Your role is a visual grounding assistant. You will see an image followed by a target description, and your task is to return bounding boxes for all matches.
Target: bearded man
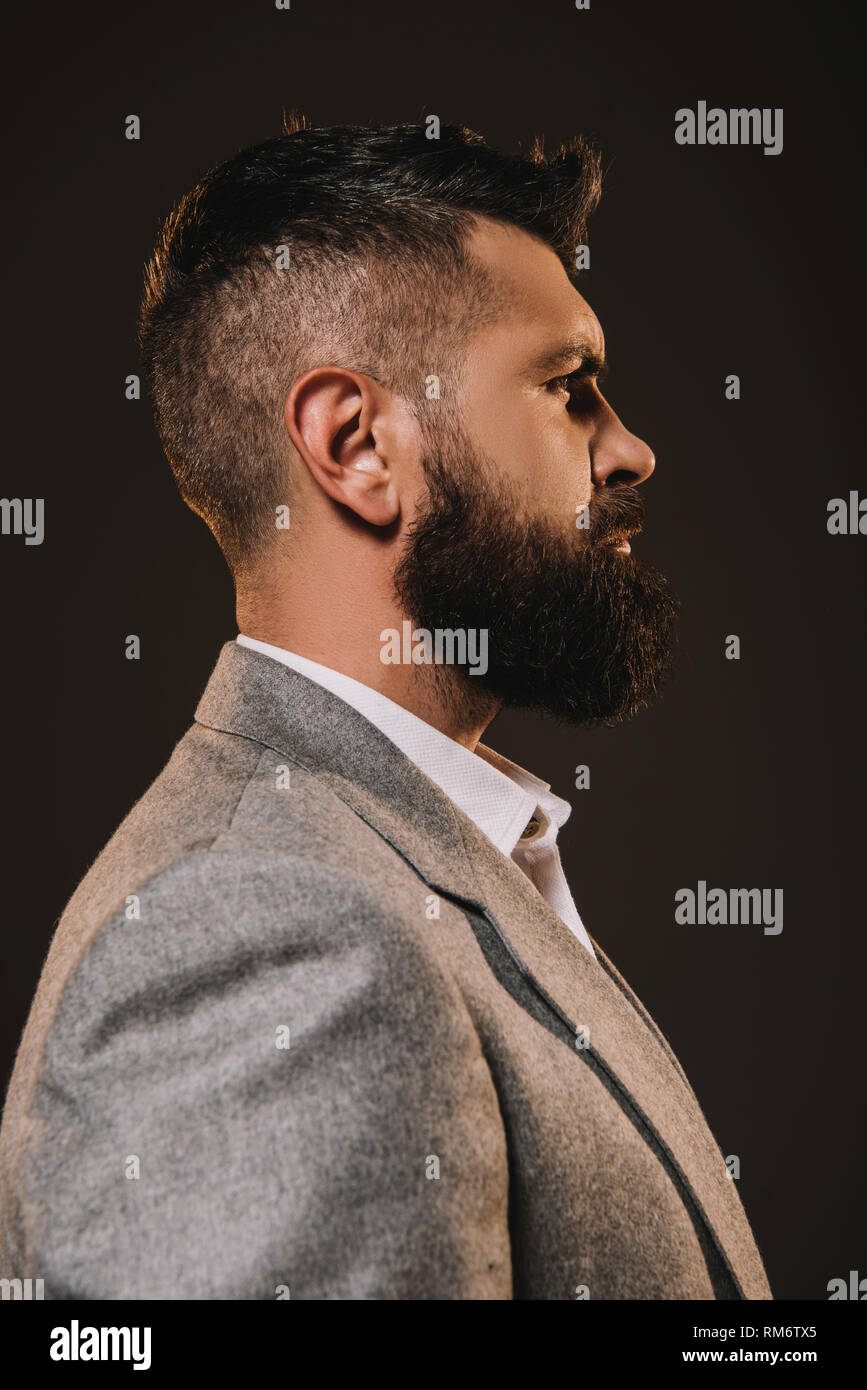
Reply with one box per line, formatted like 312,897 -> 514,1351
0,115 -> 772,1301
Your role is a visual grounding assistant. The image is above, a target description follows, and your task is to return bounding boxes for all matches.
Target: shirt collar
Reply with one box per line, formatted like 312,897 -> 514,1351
235,635 -> 572,857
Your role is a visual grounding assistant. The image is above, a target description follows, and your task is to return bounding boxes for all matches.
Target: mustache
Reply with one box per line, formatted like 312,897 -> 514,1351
587,485 -> 647,546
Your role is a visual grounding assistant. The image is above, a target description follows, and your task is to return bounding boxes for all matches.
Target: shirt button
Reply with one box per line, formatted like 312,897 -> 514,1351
520,816 -> 542,840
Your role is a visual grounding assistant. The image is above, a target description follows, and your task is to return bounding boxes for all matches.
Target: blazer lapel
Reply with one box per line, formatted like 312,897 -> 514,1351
452,816 -> 770,1300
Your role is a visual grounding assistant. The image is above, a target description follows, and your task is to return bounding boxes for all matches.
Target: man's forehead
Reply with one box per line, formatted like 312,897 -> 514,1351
465,216 -> 605,370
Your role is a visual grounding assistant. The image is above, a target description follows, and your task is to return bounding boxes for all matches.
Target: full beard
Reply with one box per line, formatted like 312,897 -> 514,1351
392,429 -> 681,728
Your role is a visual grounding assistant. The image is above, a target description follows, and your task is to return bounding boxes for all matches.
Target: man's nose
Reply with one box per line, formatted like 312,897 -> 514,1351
591,404 -> 656,487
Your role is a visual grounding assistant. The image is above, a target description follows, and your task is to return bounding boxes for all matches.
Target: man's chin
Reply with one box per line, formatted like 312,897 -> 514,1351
469,567 -> 680,726
477,670 -> 675,728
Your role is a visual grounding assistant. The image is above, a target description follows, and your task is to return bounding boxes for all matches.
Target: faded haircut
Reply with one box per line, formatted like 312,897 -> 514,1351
137,111 -> 602,578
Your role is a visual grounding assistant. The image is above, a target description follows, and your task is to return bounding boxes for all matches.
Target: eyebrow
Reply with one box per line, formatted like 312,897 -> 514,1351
527,336 -> 608,381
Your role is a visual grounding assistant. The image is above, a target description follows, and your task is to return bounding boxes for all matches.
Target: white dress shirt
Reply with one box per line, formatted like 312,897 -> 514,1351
236,634 -> 597,959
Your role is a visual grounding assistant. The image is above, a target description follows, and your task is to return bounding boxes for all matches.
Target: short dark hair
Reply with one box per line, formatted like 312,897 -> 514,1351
138,112 -> 602,578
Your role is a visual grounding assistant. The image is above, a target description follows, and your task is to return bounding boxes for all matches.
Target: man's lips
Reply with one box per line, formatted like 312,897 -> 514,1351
599,528 -> 639,553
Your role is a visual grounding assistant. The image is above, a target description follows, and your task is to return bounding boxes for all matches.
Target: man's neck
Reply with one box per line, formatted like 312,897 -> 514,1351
236,621 -> 501,751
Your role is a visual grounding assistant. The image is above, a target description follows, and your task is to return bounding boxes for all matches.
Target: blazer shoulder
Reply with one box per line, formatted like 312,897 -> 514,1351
44,846 -> 459,1064
2,849 -> 504,1299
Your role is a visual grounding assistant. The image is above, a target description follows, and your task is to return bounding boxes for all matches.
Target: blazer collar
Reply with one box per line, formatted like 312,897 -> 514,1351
195,639 -> 485,903
236,634 -> 550,858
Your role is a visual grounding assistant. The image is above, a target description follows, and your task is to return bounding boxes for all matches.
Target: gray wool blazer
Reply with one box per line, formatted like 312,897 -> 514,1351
0,640 -> 772,1300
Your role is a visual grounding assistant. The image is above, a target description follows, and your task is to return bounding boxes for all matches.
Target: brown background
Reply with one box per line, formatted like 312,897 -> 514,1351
1,0 -> 864,1300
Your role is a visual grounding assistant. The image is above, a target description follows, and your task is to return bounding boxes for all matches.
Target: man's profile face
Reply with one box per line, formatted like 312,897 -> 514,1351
393,217 -> 680,726
457,218 -> 655,530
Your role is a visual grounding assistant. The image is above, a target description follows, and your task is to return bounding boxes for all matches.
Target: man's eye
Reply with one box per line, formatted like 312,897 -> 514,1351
549,373 -> 583,397
547,374 -> 570,394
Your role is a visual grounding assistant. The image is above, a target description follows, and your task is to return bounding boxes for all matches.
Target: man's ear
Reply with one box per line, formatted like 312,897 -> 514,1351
285,366 -> 409,526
